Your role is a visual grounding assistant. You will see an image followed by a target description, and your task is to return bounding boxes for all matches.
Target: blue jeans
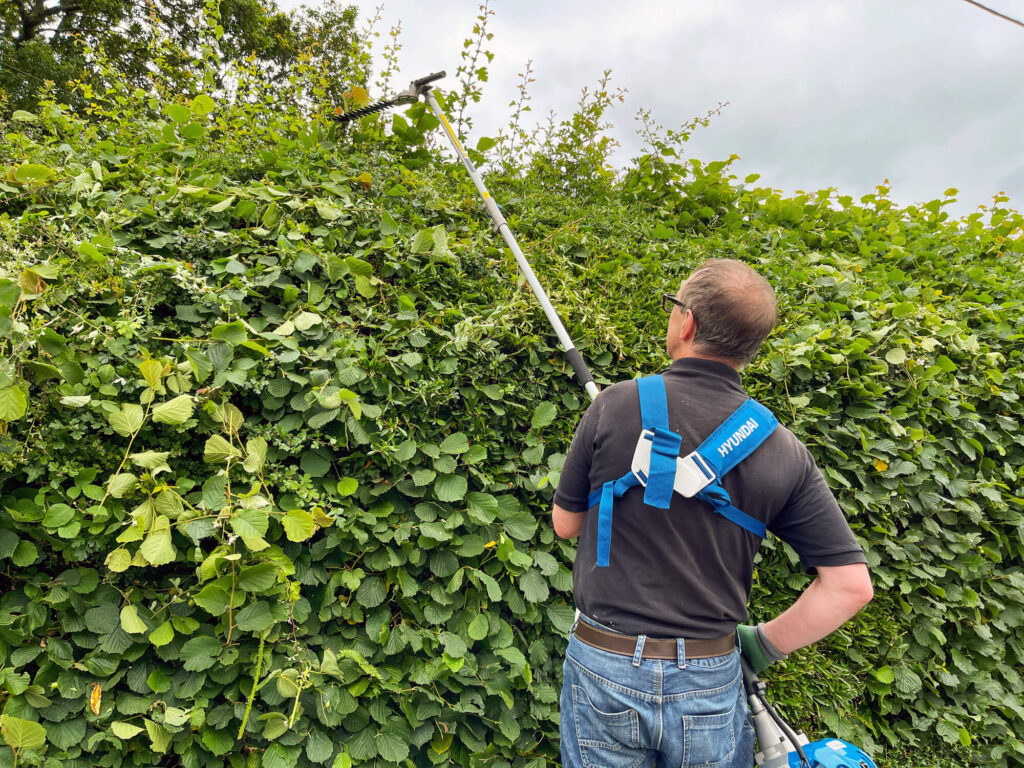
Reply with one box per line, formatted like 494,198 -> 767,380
560,616 -> 754,768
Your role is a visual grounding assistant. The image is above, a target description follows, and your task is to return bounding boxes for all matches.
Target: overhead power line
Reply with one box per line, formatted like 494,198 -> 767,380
961,0 -> 1024,29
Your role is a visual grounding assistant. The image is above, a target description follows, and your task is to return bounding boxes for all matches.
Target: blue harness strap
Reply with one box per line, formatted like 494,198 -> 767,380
637,376 -> 681,510
591,374 -> 777,567
693,399 -> 777,540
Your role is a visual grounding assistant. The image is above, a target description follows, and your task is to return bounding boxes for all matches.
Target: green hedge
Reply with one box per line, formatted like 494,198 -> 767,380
0,82 -> 1022,768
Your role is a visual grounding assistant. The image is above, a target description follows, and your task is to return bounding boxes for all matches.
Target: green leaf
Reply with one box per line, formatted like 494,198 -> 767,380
884,347 -> 907,365
336,477 -> 358,496
263,742 -> 300,768
42,503 -> 74,528
107,472 -> 138,498
186,348 -> 213,382
547,604 -> 576,634
300,450 -> 331,477
282,509 -> 317,542
202,475 -> 227,510
434,473 -> 468,502
531,401 -> 557,429
149,622 -> 174,647
105,548 -> 132,572
204,435 -> 241,463
12,540 -> 37,567
138,359 -> 164,389
108,403 -> 144,437
111,721 -> 144,739
60,394 -> 92,408
503,510 -> 538,541
165,103 -> 191,123
315,201 -> 343,221
0,385 -> 28,421
181,636 -> 221,671
242,437 -> 268,474
262,713 -> 289,741
652,221 -> 675,239
519,569 -> 549,602
231,508 -> 269,542
305,728 -> 334,763
235,601 -> 273,632
129,450 -> 170,471
467,492 -> 498,525
377,727 -> 409,763
120,605 -> 149,634
201,727 -> 234,755
194,584 -> 230,616
211,320 -> 247,346
467,614 -> 488,641
139,516 -> 175,566
13,163 -> 55,184
874,665 -> 895,684
145,719 -> 171,753
190,94 -> 216,115
152,394 -> 194,425
238,562 -> 277,592
439,432 -> 469,454
0,715 -> 47,750
411,229 -> 433,253
355,576 -> 387,608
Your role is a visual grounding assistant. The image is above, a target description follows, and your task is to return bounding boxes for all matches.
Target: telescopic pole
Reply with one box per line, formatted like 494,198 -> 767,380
333,73 -> 599,401
421,89 -> 599,401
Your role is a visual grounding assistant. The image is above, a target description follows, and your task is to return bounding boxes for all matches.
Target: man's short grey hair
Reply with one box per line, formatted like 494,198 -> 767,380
677,259 -> 777,366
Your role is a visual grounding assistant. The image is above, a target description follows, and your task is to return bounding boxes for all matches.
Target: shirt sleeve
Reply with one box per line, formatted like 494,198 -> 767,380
768,441 -> 868,573
553,399 -> 601,513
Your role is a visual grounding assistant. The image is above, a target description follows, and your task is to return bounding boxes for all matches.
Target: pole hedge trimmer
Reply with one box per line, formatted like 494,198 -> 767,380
742,658 -> 877,768
333,71 -> 600,401
335,71 -> 878,768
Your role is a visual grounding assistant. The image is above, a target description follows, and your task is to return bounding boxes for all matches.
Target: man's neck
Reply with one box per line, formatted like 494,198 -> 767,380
671,350 -> 743,371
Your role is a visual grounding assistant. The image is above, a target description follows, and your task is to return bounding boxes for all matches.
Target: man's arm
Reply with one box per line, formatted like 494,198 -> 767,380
552,503 -> 585,539
763,563 -> 873,654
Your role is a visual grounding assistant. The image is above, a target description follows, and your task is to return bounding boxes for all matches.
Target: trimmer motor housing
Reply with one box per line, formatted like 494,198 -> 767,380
758,738 -> 877,768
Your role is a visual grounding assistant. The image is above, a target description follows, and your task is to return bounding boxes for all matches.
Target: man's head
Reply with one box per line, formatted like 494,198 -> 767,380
665,258 -> 777,367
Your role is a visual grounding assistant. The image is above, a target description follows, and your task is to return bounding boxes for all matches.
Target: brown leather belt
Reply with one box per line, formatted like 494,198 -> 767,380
574,621 -> 736,660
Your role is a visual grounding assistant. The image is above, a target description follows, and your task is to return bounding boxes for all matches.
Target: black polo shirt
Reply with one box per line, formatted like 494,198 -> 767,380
554,357 -> 867,639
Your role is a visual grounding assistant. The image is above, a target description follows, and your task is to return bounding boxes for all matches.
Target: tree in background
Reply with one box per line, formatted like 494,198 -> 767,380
0,0 -> 360,113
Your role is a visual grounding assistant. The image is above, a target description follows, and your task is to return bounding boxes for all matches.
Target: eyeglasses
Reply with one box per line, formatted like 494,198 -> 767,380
661,293 -> 686,313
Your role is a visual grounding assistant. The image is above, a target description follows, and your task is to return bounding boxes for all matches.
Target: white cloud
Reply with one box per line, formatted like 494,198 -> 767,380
280,0 -> 1024,214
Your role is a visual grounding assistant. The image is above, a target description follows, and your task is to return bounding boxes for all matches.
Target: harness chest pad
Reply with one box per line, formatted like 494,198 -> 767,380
588,374 -> 778,567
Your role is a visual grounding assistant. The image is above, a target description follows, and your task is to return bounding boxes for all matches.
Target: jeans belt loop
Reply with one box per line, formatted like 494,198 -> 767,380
676,637 -> 686,670
631,635 -> 647,667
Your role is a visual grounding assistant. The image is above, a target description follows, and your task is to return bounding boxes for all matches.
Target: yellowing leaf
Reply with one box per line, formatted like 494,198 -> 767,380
874,459 -> 889,472
89,684 -> 102,716
344,86 -> 369,107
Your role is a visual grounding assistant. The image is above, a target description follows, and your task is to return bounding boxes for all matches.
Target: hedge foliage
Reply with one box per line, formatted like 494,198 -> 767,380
1,43 -> 1023,768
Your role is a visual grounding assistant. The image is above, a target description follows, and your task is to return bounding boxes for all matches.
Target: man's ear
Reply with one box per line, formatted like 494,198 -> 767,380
679,308 -> 697,342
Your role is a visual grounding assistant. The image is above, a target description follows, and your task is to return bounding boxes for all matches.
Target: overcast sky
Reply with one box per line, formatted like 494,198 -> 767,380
282,0 -> 1024,217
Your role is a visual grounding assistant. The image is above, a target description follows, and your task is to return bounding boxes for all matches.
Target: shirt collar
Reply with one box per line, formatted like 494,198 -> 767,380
665,357 -> 743,387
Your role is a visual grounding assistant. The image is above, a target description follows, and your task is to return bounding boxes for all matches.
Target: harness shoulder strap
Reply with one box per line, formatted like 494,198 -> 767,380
591,374 -> 777,567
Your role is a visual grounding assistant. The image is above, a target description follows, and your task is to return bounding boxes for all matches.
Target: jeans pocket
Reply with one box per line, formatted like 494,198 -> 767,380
571,684 -> 645,768
680,707 -> 737,768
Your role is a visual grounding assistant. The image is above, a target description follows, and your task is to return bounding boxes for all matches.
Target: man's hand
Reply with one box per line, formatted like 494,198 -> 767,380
737,623 -> 788,674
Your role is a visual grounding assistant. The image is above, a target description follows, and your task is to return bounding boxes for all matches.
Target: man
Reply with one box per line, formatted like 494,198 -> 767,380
552,258 -> 873,768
